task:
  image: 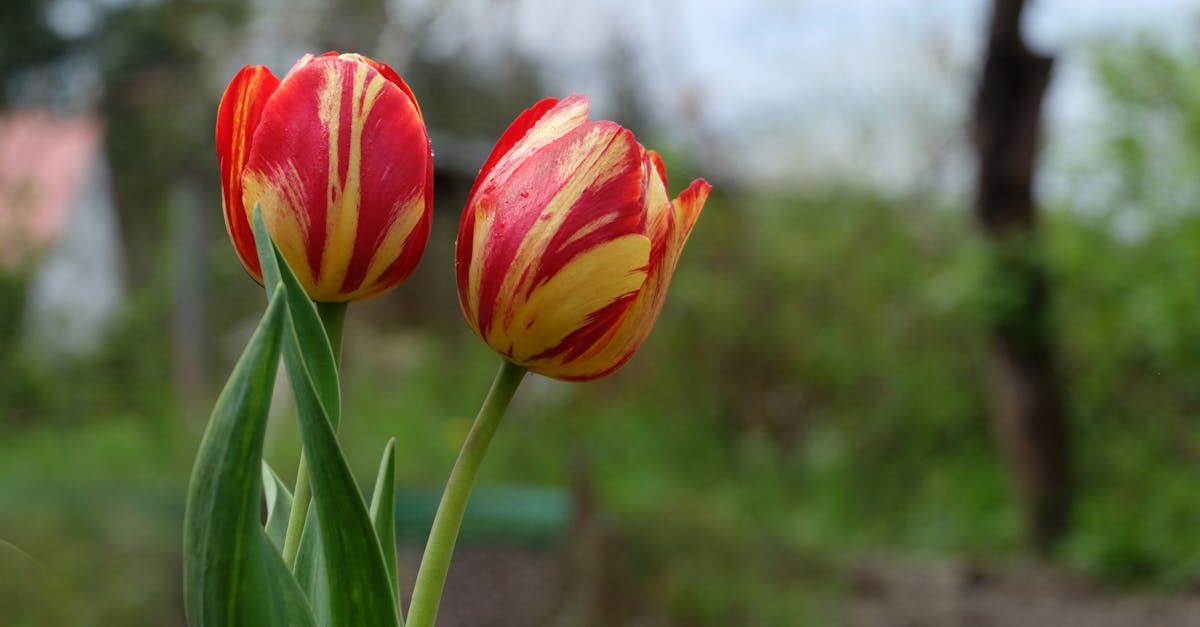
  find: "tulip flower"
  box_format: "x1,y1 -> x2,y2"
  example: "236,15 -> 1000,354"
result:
217,52 -> 433,302
455,95 -> 710,381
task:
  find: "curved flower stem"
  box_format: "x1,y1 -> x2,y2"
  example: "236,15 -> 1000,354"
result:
405,359 -> 527,627
281,300 -> 348,570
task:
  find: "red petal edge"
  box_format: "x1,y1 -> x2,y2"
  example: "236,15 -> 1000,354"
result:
456,96 -> 559,311
215,64 -> 280,281
469,97 -> 559,199
362,57 -> 426,123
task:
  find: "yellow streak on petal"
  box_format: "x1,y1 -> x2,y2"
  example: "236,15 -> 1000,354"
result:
642,158 -> 672,246
557,212 -> 617,252
228,90 -> 252,215
670,183 -> 708,256
314,61 -> 390,295
314,64 -> 346,293
340,194 -> 426,301
465,98 -> 592,332
489,125 -> 632,337
464,201 -> 490,334
538,178 -> 709,381
479,98 -> 590,199
242,163 -> 319,292
541,286 -> 651,379
497,233 -> 650,363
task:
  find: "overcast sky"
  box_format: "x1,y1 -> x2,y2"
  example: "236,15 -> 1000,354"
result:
413,0 -> 1200,195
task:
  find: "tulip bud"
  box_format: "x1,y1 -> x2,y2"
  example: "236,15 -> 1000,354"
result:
217,52 -> 433,302
456,95 -> 710,381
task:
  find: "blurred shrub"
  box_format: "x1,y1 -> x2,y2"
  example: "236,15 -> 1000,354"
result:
1040,32 -> 1200,586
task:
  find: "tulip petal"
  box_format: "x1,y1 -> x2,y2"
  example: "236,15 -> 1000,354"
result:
467,95 -> 590,211
470,98 -> 558,196
669,178 -> 711,258
547,177 -> 710,381
457,96 -> 588,324
352,54 -> 425,123
465,120 -> 647,348
503,232 -> 650,364
216,65 -> 280,281
241,55 -> 431,301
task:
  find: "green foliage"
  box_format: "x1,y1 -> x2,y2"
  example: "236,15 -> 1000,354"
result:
183,290 -> 318,627
262,462 -> 295,552
182,211 -> 405,627
0,276 -> 175,426
1039,31 -> 1200,586
1045,209 -> 1200,586
368,439 -> 400,611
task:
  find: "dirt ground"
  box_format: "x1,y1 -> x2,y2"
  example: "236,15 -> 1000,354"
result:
849,558 -> 1200,627
397,546 -> 566,626
396,545 -> 1200,626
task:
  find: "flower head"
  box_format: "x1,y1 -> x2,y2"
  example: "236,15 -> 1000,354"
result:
217,52 -> 433,302
456,95 -> 710,381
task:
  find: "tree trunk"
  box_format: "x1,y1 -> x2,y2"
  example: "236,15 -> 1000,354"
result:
973,0 -> 1071,555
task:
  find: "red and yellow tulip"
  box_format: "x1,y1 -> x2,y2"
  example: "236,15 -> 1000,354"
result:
456,95 -> 710,381
217,52 -> 433,302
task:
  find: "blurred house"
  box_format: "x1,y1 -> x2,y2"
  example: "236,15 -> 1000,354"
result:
0,110 -> 124,358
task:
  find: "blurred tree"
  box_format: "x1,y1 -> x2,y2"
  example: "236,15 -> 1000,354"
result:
1,0 -> 251,411
972,0 -> 1071,555
91,0 -> 250,411
0,0 -> 67,103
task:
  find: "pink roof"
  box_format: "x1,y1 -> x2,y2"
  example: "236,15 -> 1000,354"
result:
0,111 -> 103,269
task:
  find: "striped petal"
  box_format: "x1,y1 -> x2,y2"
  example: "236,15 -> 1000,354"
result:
547,164 -> 711,381
216,65 -> 280,282
239,53 -> 432,301
456,97 -> 559,322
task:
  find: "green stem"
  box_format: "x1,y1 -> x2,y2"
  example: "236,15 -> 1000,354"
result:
405,359 -> 527,627
280,459 -> 310,569
314,301 -> 348,367
281,300 -> 348,570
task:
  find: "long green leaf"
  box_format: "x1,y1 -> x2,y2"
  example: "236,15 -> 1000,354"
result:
252,206 -> 401,627
295,507 -> 332,626
369,438 -> 400,621
183,289 -> 317,627
252,204 -> 333,617
251,205 -> 339,428
262,461 -> 294,552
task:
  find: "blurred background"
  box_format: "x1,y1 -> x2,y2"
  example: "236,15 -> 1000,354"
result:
4,0 -> 1200,624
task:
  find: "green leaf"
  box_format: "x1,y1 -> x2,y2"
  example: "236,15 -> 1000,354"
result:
252,205 -> 401,627
252,204 -> 334,619
183,289 -> 318,627
251,204 -> 340,429
369,438 -> 400,621
295,508 -> 331,626
262,461 -> 294,553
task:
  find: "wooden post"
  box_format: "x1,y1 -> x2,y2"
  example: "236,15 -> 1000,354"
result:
973,0 -> 1071,554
